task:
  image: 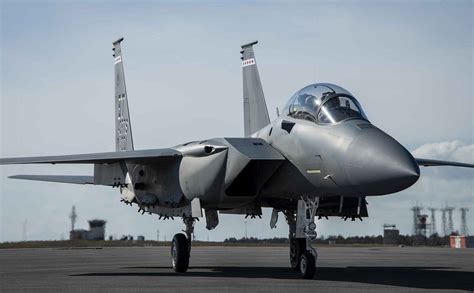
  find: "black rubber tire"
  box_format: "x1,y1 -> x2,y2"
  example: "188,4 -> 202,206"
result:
171,233 -> 189,272
290,238 -> 305,271
299,251 -> 316,279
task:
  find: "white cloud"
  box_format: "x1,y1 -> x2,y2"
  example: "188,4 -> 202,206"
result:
412,140 -> 474,162
411,141 -> 474,180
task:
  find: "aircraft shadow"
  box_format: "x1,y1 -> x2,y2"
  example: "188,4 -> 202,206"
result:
72,266 -> 474,290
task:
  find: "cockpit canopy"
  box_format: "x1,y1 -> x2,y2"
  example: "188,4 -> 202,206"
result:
283,83 -> 368,124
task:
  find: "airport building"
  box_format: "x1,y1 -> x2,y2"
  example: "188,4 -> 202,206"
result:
383,224 -> 399,245
70,219 -> 106,240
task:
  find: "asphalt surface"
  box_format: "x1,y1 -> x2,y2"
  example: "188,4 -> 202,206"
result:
1,246 -> 473,292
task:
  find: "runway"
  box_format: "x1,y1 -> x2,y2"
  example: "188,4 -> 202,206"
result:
1,246 -> 473,292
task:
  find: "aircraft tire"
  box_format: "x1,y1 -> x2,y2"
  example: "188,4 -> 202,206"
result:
299,251 -> 316,279
290,238 -> 305,271
171,233 -> 189,272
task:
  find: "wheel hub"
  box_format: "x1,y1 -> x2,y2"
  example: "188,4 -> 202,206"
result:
300,257 -> 307,273
171,241 -> 177,267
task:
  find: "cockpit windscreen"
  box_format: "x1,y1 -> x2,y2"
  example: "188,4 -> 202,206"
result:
317,95 -> 366,124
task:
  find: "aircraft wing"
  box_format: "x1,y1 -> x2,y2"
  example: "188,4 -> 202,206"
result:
415,158 -> 474,168
0,148 -> 181,165
0,148 -> 182,186
8,175 -> 95,185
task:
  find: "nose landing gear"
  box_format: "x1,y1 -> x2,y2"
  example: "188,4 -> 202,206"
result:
286,196 -> 320,279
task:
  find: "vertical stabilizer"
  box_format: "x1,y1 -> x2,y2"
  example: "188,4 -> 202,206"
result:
241,41 -> 270,136
113,37 -> 134,152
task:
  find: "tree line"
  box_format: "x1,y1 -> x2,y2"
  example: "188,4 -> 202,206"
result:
224,233 -> 451,246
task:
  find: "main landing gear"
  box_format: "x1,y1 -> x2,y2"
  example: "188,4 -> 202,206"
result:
285,196 -> 319,279
171,216 -> 195,272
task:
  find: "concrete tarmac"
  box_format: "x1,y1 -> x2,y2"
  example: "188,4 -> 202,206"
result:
1,246 -> 473,292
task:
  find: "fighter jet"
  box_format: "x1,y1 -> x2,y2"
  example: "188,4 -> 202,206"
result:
1,38 -> 473,279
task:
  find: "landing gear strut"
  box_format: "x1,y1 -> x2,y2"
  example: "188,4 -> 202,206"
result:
171,216 -> 195,272
286,196 -> 319,279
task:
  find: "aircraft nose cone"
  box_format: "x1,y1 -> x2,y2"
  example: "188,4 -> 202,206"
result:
345,128 -> 420,195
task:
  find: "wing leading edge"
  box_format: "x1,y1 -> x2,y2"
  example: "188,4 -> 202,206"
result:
9,175 -> 95,185
0,148 -> 181,165
415,158 -> 474,168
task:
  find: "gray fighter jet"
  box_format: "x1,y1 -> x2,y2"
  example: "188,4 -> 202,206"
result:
1,38 -> 473,279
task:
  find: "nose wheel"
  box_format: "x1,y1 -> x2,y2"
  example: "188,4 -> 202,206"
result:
299,251 -> 316,279
289,236 -> 306,271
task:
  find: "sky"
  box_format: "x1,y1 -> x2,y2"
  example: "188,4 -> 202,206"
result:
0,0 -> 473,242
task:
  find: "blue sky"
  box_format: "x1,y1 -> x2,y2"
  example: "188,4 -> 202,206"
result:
1,0 -> 472,242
